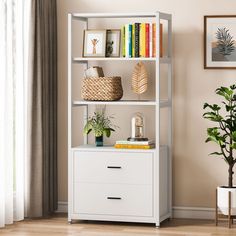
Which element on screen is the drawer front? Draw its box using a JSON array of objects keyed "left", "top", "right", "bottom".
[
  {"left": 73, "top": 151, "right": 153, "bottom": 185},
  {"left": 73, "top": 183, "right": 153, "bottom": 217}
]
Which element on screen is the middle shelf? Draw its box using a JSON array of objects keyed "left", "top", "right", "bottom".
[{"left": 73, "top": 99, "right": 171, "bottom": 107}]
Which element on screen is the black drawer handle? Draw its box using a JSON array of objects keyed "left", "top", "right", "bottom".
[
  {"left": 107, "top": 166, "right": 121, "bottom": 169},
  {"left": 107, "top": 197, "right": 122, "bottom": 200}
]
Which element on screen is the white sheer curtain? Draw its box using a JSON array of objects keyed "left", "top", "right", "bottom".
[{"left": 0, "top": 0, "right": 29, "bottom": 228}]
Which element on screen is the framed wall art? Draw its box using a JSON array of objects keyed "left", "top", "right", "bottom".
[
  {"left": 106, "top": 29, "right": 121, "bottom": 57},
  {"left": 204, "top": 15, "right": 236, "bottom": 69},
  {"left": 83, "top": 30, "right": 107, "bottom": 57}
]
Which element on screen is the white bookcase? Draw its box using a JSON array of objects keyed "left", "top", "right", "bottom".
[{"left": 68, "top": 12, "right": 172, "bottom": 227}]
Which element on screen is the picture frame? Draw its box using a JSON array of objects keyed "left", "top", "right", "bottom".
[
  {"left": 204, "top": 15, "right": 236, "bottom": 69},
  {"left": 83, "top": 30, "right": 107, "bottom": 57},
  {"left": 106, "top": 29, "right": 121, "bottom": 57}
]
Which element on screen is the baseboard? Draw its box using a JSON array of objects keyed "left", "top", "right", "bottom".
[
  {"left": 57, "top": 201, "right": 68, "bottom": 213},
  {"left": 173, "top": 206, "right": 214, "bottom": 219},
  {"left": 57, "top": 202, "right": 215, "bottom": 220}
]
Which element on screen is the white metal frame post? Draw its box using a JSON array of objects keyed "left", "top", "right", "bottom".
[
  {"left": 83, "top": 17, "right": 89, "bottom": 145},
  {"left": 68, "top": 16, "right": 89, "bottom": 223},
  {"left": 167, "top": 15, "right": 173, "bottom": 218},
  {"left": 68, "top": 13, "right": 72, "bottom": 223},
  {"left": 155, "top": 11, "right": 160, "bottom": 228}
]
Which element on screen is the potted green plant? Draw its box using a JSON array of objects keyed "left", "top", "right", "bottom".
[
  {"left": 83, "top": 111, "right": 116, "bottom": 146},
  {"left": 203, "top": 85, "right": 236, "bottom": 215}
]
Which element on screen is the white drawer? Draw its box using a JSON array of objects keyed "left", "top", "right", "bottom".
[
  {"left": 73, "top": 151, "right": 153, "bottom": 185},
  {"left": 73, "top": 183, "right": 153, "bottom": 217}
]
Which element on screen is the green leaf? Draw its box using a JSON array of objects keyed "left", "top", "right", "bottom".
[
  {"left": 230, "top": 143, "right": 236, "bottom": 149},
  {"left": 232, "top": 131, "right": 236, "bottom": 142},
  {"left": 230, "top": 84, "right": 236, "bottom": 90},
  {"left": 206, "top": 127, "right": 227, "bottom": 146},
  {"left": 233, "top": 94, "right": 236, "bottom": 101},
  {"left": 83, "top": 123, "right": 92, "bottom": 134},
  {"left": 225, "top": 104, "right": 236, "bottom": 112},
  {"left": 205, "top": 136, "right": 218, "bottom": 143},
  {"left": 212, "top": 104, "right": 221, "bottom": 111},
  {"left": 207, "top": 127, "right": 219, "bottom": 134},
  {"left": 209, "top": 152, "right": 223, "bottom": 156},
  {"left": 203, "top": 112, "right": 223, "bottom": 122},
  {"left": 203, "top": 103, "right": 210, "bottom": 109},
  {"left": 203, "top": 103, "right": 221, "bottom": 111},
  {"left": 103, "top": 128, "right": 111, "bottom": 137},
  {"left": 216, "top": 86, "right": 233, "bottom": 101}
]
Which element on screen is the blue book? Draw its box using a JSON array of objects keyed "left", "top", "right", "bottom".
[
  {"left": 128, "top": 24, "right": 132, "bottom": 57},
  {"left": 125, "top": 24, "right": 132, "bottom": 58}
]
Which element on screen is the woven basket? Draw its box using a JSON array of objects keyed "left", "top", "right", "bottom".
[{"left": 82, "top": 76, "right": 123, "bottom": 101}]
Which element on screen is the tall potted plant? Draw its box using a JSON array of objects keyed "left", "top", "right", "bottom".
[
  {"left": 203, "top": 85, "right": 236, "bottom": 215},
  {"left": 83, "top": 110, "right": 116, "bottom": 146}
]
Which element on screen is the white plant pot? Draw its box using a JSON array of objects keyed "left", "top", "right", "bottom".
[{"left": 217, "top": 186, "right": 236, "bottom": 215}]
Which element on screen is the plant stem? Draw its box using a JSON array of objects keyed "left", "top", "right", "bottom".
[
  {"left": 229, "top": 164, "right": 234, "bottom": 188},
  {"left": 229, "top": 99, "right": 234, "bottom": 188}
]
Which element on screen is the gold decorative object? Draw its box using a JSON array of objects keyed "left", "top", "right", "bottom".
[
  {"left": 128, "top": 112, "right": 148, "bottom": 141},
  {"left": 131, "top": 112, "right": 145, "bottom": 139},
  {"left": 131, "top": 62, "right": 148, "bottom": 95}
]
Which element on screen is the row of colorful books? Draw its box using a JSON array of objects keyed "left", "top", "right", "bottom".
[
  {"left": 122, "top": 23, "right": 163, "bottom": 58},
  {"left": 114, "top": 140, "right": 155, "bottom": 149}
]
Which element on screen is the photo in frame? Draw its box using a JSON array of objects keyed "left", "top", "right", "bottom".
[
  {"left": 83, "top": 30, "right": 107, "bottom": 57},
  {"left": 106, "top": 29, "right": 121, "bottom": 57},
  {"left": 204, "top": 15, "right": 236, "bottom": 69}
]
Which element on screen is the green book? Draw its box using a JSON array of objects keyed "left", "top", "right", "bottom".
[{"left": 122, "top": 26, "right": 125, "bottom": 57}]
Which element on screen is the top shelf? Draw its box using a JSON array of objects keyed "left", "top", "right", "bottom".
[{"left": 71, "top": 12, "right": 171, "bottom": 20}]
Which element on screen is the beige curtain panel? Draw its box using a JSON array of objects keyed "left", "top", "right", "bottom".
[{"left": 26, "top": 0, "right": 57, "bottom": 217}]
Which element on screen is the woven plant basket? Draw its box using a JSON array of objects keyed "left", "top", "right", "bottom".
[{"left": 82, "top": 76, "right": 123, "bottom": 101}]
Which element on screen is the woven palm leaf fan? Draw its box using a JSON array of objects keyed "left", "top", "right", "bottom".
[{"left": 131, "top": 62, "right": 148, "bottom": 96}]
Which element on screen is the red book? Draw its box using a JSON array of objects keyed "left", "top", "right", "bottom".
[{"left": 145, "top": 23, "right": 149, "bottom": 57}]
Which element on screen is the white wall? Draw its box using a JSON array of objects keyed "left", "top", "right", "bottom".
[{"left": 57, "top": 0, "right": 236, "bottom": 209}]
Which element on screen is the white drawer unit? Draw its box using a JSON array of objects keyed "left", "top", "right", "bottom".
[
  {"left": 68, "top": 146, "right": 171, "bottom": 226},
  {"left": 73, "top": 151, "right": 153, "bottom": 185},
  {"left": 73, "top": 183, "right": 153, "bottom": 217}
]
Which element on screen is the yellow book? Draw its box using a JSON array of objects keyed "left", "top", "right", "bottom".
[
  {"left": 114, "top": 144, "right": 154, "bottom": 149},
  {"left": 139, "top": 23, "right": 146, "bottom": 57}
]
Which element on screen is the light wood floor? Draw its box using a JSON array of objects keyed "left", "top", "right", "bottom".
[{"left": 1, "top": 214, "right": 236, "bottom": 236}]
